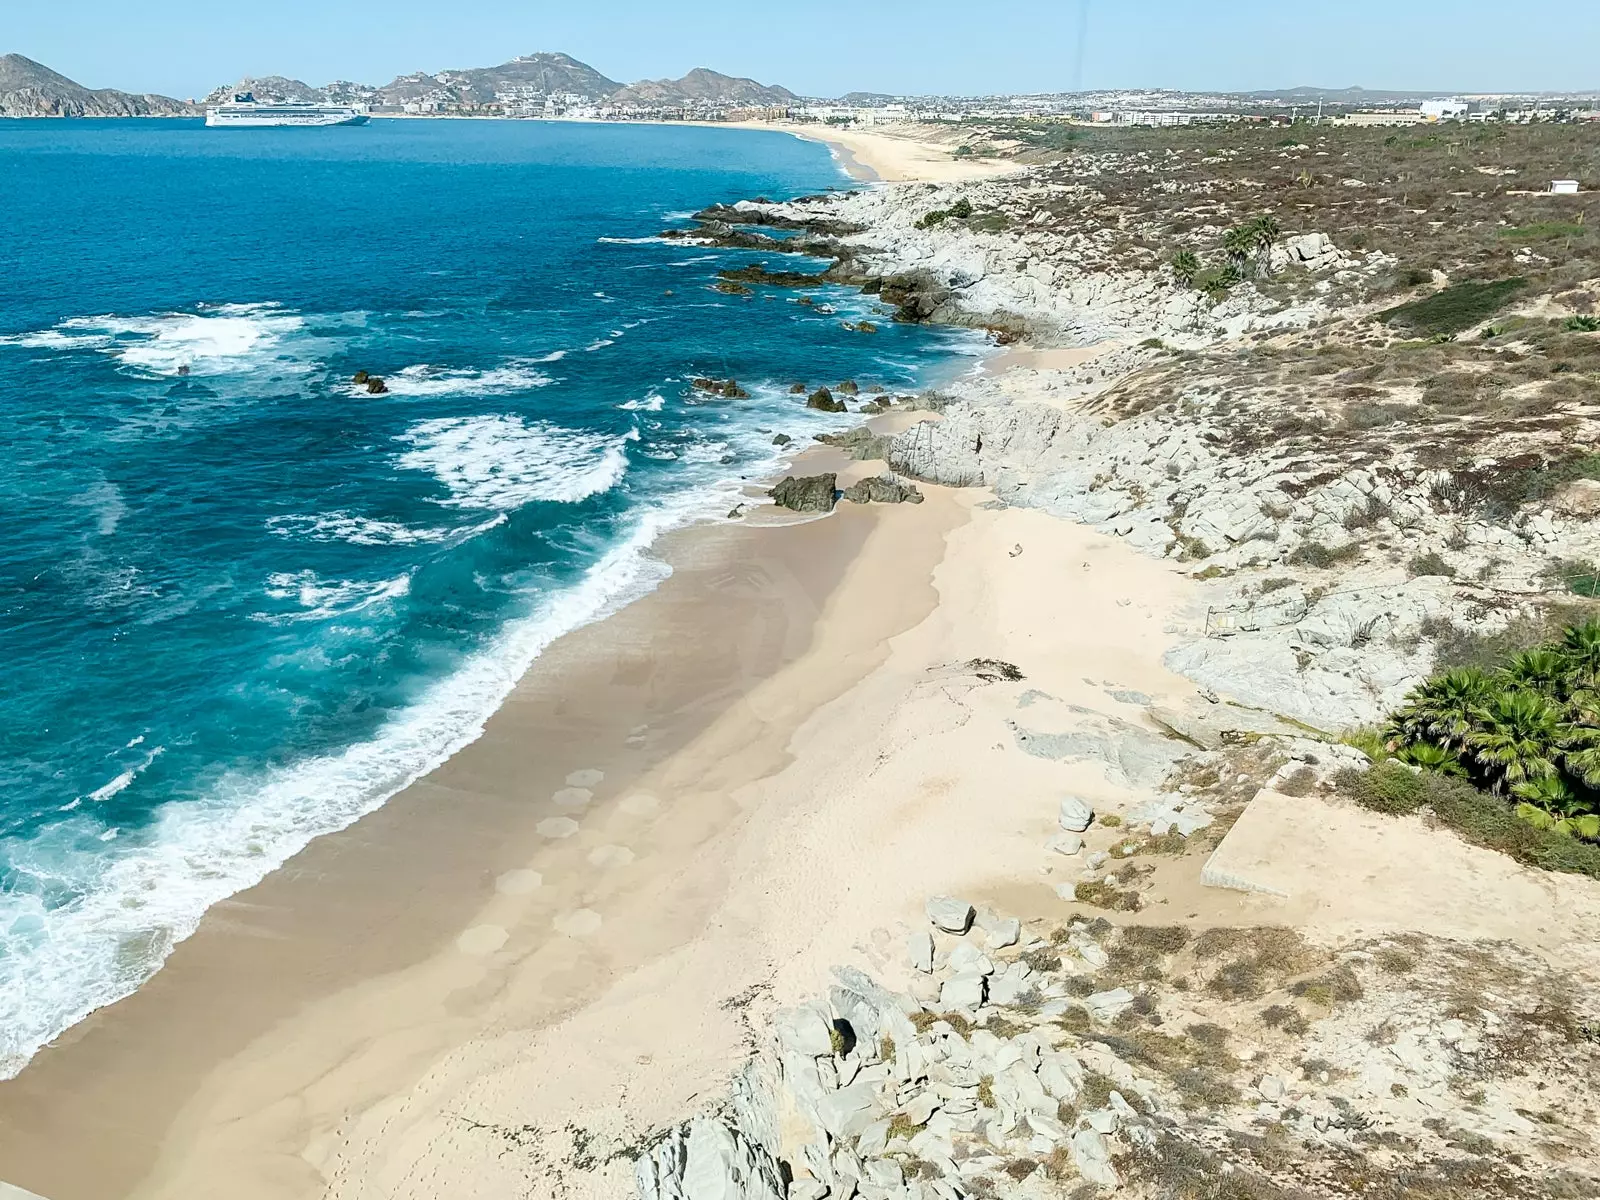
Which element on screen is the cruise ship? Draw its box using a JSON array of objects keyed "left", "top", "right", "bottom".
[{"left": 205, "top": 93, "right": 369, "bottom": 128}]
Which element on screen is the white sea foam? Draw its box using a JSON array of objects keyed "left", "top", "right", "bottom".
[
  {"left": 265, "top": 511, "right": 504, "bottom": 546},
  {"left": 357, "top": 362, "right": 553, "bottom": 399},
  {"left": 595, "top": 235, "right": 669, "bottom": 245},
  {"left": 395, "top": 415, "right": 630, "bottom": 509},
  {"left": 0, "top": 485, "right": 710, "bottom": 1079},
  {"left": 619, "top": 392, "right": 665, "bottom": 413},
  {"left": 86, "top": 747, "right": 164, "bottom": 804},
  {"left": 1, "top": 303, "right": 308, "bottom": 377},
  {"left": 585, "top": 338, "right": 615, "bottom": 352},
  {"left": 256, "top": 571, "right": 412, "bottom": 623}
]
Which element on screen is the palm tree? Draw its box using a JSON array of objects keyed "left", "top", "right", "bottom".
[
  {"left": 1222, "top": 225, "right": 1257, "bottom": 271},
  {"left": 1170, "top": 250, "right": 1201, "bottom": 288},
  {"left": 1512, "top": 772, "right": 1581, "bottom": 813},
  {"left": 1561, "top": 620, "right": 1600, "bottom": 688},
  {"left": 1390, "top": 667, "right": 1496, "bottom": 752},
  {"left": 1250, "top": 214, "right": 1282, "bottom": 252},
  {"left": 1466, "top": 688, "right": 1568, "bottom": 792},
  {"left": 1501, "top": 648, "right": 1570, "bottom": 695},
  {"left": 1397, "top": 741, "right": 1466, "bottom": 775},
  {"left": 1248, "top": 214, "right": 1283, "bottom": 279}
]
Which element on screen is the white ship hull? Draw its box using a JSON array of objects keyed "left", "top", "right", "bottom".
[{"left": 205, "top": 105, "right": 369, "bottom": 128}]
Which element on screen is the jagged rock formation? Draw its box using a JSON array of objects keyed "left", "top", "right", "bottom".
[
  {"left": 0, "top": 54, "right": 193, "bottom": 117},
  {"left": 637, "top": 894, "right": 1598, "bottom": 1200},
  {"left": 771, "top": 474, "right": 839, "bottom": 513},
  {"left": 841, "top": 476, "right": 923, "bottom": 505}
]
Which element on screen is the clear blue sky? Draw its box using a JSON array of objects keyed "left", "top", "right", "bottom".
[{"left": 7, "top": 1, "right": 1599, "bottom": 100}]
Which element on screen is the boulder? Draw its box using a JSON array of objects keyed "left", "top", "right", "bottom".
[
  {"left": 1058, "top": 797, "right": 1095, "bottom": 832},
  {"left": 807, "top": 387, "right": 846, "bottom": 412},
  {"left": 815, "top": 1078, "right": 882, "bottom": 1140},
  {"left": 946, "top": 942, "right": 995, "bottom": 977},
  {"left": 365, "top": 376, "right": 388, "bottom": 394},
  {"left": 925, "top": 895, "right": 975, "bottom": 934},
  {"left": 907, "top": 930, "right": 935, "bottom": 974},
  {"left": 1085, "top": 988, "right": 1135, "bottom": 1022},
  {"left": 774, "top": 1006, "right": 836, "bottom": 1058},
  {"left": 772, "top": 433, "right": 792, "bottom": 447},
  {"left": 635, "top": 1117, "right": 784, "bottom": 1200},
  {"left": 1049, "top": 834, "right": 1084, "bottom": 857},
  {"left": 842, "top": 476, "right": 924, "bottom": 505},
  {"left": 1070, "top": 1128, "right": 1119, "bottom": 1188},
  {"left": 939, "top": 974, "right": 986, "bottom": 1010},
  {"left": 770, "top": 474, "right": 838, "bottom": 513},
  {"left": 814, "top": 426, "right": 890, "bottom": 460},
  {"left": 974, "top": 912, "right": 1021, "bottom": 949}
]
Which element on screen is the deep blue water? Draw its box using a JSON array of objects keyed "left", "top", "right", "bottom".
[{"left": 0, "top": 117, "right": 980, "bottom": 1074}]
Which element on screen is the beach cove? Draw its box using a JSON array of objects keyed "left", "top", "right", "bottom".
[{"left": 7, "top": 114, "right": 1600, "bottom": 1200}]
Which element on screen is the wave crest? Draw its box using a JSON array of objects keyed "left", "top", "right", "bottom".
[{"left": 395, "top": 415, "right": 629, "bottom": 509}]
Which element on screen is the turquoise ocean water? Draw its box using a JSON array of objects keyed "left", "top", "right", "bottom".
[{"left": 0, "top": 117, "right": 980, "bottom": 1075}]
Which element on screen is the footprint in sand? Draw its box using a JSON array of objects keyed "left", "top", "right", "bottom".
[
  {"left": 588, "top": 844, "right": 636, "bottom": 868},
  {"left": 457, "top": 924, "right": 509, "bottom": 955},
  {"left": 554, "top": 909, "right": 603, "bottom": 937},
  {"left": 620, "top": 792, "right": 660, "bottom": 816},
  {"left": 495, "top": 868, "right": 543, "bottom": 895},
  {"left": 566, "top": 768, "right": 604, "bottom": 788},
  {"left": 551, "top": 787, "right": 593, "bottom": 810},
  {"left": 537, "top": 817, "right": 580, "bottom": 839}
]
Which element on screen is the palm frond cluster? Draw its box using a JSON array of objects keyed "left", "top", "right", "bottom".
[
  {"left": 1169, "top": 214, "right": 1281, "bottom": 299},
  {"left": 1386, "top": 620, "right": 1600, "bottom": 840}
]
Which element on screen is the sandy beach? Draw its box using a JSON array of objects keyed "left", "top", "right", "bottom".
[
  {"left": 726, "top": 120, "right": 1024, "bottom": 185},
  {"left": 0, "top": 422, "right": 1221, "bottom": 1198}
]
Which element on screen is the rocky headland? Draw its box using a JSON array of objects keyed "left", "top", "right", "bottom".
[
  {"left": 634, "top": 122, "right": 1600, "bottom": 1200},
  {"left": 0, "top": 54, "right": 194, "bottom": 117}
]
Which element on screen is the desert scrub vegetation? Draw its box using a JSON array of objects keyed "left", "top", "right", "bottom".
[{"left": 1376, "top": 278, "right": 1527, "bottom": 337}]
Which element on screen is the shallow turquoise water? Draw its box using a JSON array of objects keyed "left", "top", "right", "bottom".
[{"left": 0, "top": 117, "right": 980, "bottom": 1074}]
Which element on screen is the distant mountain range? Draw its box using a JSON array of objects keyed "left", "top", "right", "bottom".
[
  {"left": 0, "top": 53, "right": 192, "bottom": 116},
  {"left": 202, "top": 52, "right": 794, "bottom": 111}
]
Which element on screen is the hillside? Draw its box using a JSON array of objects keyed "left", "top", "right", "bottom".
[
  {"left": 608, "top": 67, "right": 796, "bottom": 109},
  {"left": 0, "top": 54, "right": 192, "bottom": 116},
  {"left": 202, "top": 75, "right": 323, "bottom": 104},
  {"left": 377, "top": 52, "right": 623, "bottom": 106}
]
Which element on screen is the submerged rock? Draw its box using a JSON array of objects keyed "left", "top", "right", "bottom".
[
  {"left": 364, "top": 376, "right": 388, "bottom": 395},
  {"left": 769, "top": 474, "right": 837, "bottom": 513}
]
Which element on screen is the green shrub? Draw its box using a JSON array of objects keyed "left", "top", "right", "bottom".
[
  {"left": 1376, "top": 277, "right": 1528, "bottom": 337},
  {"left": 1408, "top": 551, "right": 1456, "bottom": 578},
  {"left": 1337, "top": 763, "right": 1600, "bottom": 879},
  {"left": 1288, "top": 540, "right": 1362, "bottom": 568},
  {"left": 1338, "top": 761, "right": 1425, "bottom": 814},
  {"left": 1543, "top": 557, "right": 1600, "bottom": 597},
  {"left": 1565, "top": 315, "right": 1600, "bottom": 333},
  {"left": 1498, "top": 222, "right": 1587, "bottom": 242}
]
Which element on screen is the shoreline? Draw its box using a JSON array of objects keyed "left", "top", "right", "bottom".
[
  {"left": 0, "top": 448, "right": 966, "bottom": 1196},
  {"left": 0, "top": 112, "right": 969, "bottom": 1098}
]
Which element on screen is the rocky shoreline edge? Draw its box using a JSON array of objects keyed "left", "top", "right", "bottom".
[{"left": 632, "top": 149, "right": 1600, "bottom": 1200}]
